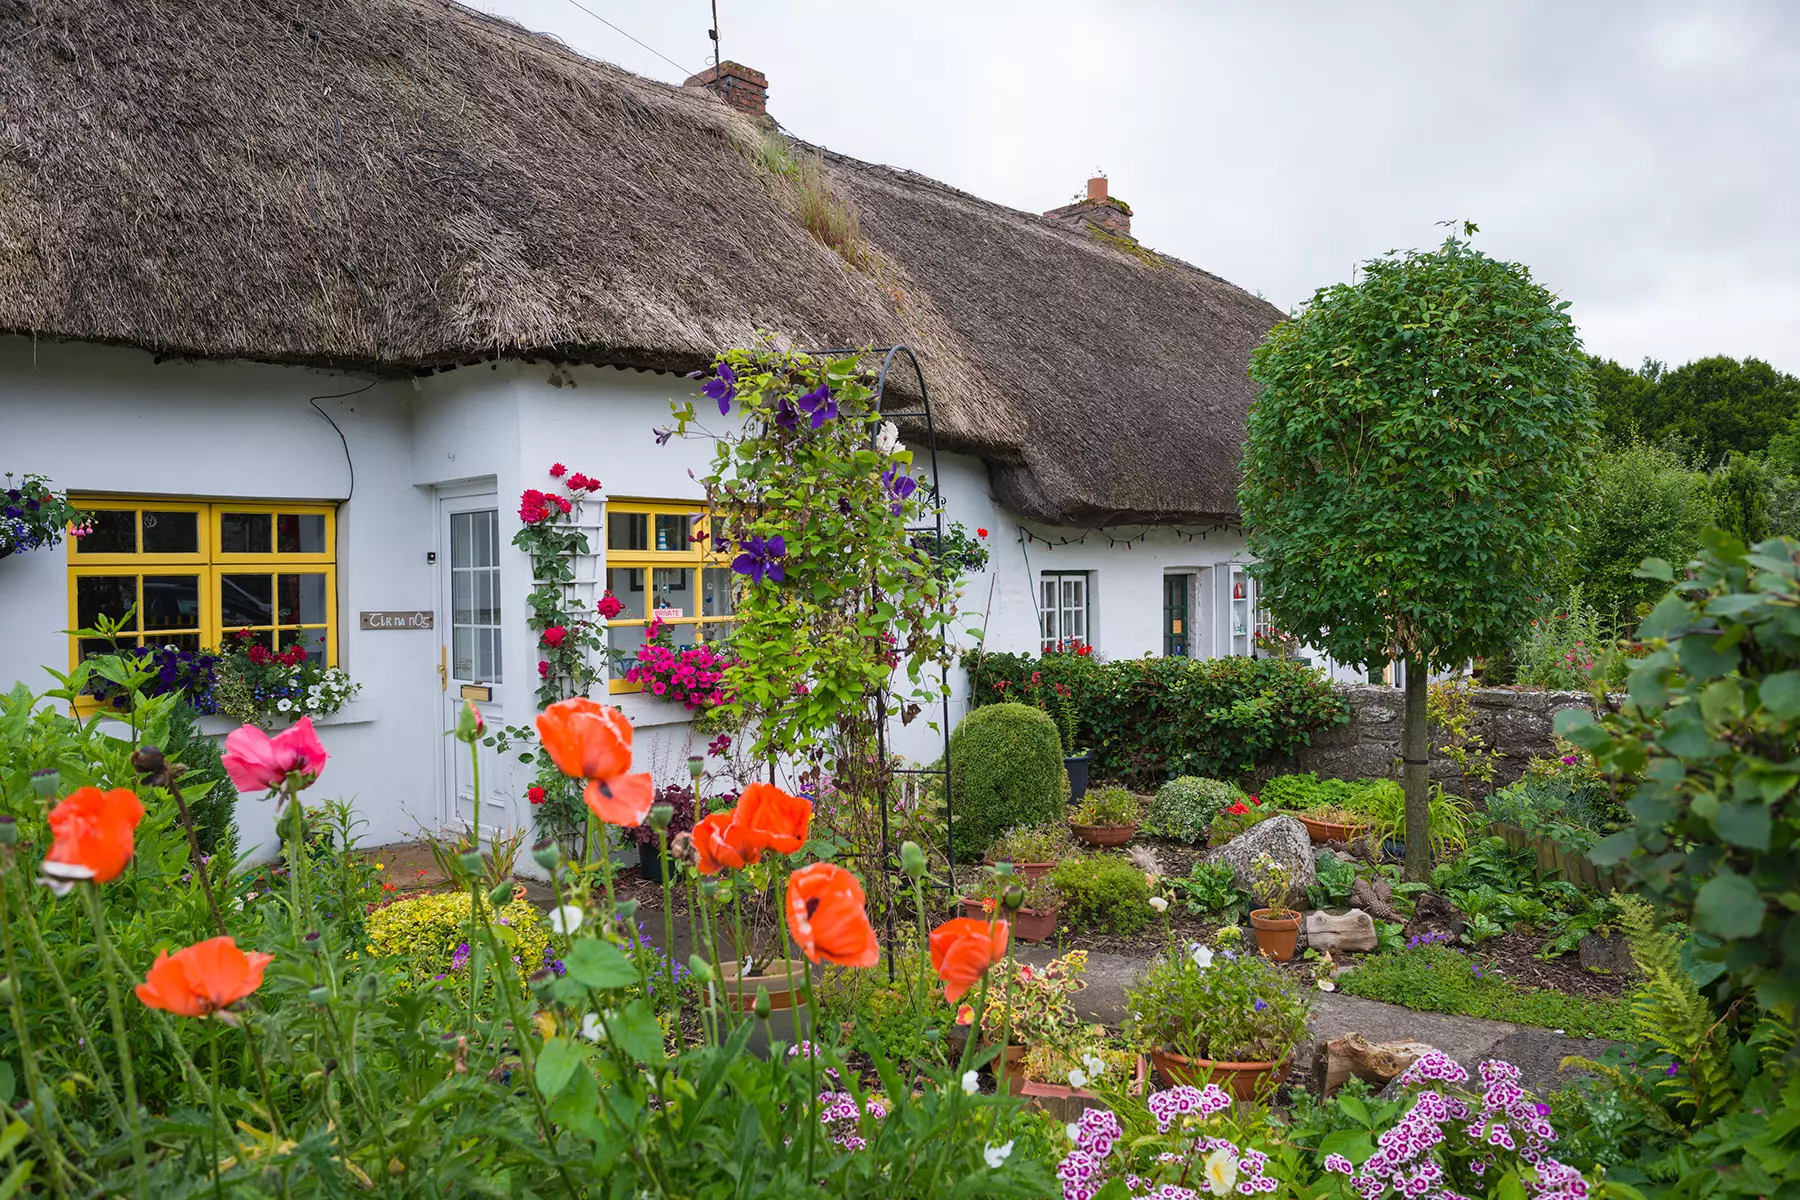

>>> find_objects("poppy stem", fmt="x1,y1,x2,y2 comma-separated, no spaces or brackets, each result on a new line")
141,750,229,939
657,826,676,1018
0,869,75,1199
77,882,149,1199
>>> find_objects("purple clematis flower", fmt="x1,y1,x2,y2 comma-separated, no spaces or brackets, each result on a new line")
653,426,674,445
701,364,737,416
797,383,837,429
732,534,787,585
773,393,800,431
881,466,919,515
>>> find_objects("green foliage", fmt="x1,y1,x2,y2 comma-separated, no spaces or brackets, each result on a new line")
1167,861,1248,922
1259,772,1364,812
1561,532,1800,1011
1561,440,1718,627
1352,779,1474,859
1588,354,1663,446
1071,785,1139,826
365,891,549,997
1337,945,1635,1039
1307,851,1358,910
1630,355,1800,464
984,821,1070,865
1711,453,1773,545
1206,797,1276,844
1240,230,1598,677
966,651,1348,788
1144,776,1243,843
947,702,1066,861
1052,854,1152,934
1510,585,1629,690
162,701,237,859
1125,929,1310,1061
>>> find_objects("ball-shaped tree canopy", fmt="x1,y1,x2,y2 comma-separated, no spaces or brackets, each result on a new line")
1240,231,1598,672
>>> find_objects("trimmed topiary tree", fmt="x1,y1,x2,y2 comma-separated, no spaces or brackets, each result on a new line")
1145,776,1244,844
948,702,1065,862
1241,226,1598,880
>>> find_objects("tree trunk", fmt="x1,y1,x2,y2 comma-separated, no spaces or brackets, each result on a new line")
1402,652,1431,882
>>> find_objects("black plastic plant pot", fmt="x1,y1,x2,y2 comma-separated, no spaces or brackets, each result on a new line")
637,839,668,885
1065,753,1092,805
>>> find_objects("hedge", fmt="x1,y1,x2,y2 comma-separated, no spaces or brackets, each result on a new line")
965,651,1349,789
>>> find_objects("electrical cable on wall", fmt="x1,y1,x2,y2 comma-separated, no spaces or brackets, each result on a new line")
307,379,377,501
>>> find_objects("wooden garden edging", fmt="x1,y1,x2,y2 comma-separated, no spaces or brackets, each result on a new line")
1485,822,1629,893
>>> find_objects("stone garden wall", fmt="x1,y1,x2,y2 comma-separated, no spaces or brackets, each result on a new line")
1277,685,1598,798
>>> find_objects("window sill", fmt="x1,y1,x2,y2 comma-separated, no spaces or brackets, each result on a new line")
610,692,697,729
191,699,380,736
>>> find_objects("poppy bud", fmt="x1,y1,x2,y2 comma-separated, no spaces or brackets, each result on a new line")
0,816,16,847
29,768,60,798
532,839,562,872
700,878,720,901
1002,884,1025,913
900,840,926,881
487,881,514,908
616,898,639,922
308,986,330,1005
686,755,705,780
648,803,674,832
0,976,12,1003
454,700,485,744
458,850,484,876
753,986,771,1020
686,954,714,983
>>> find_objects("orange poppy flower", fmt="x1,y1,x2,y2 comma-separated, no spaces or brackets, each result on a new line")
786,863,879,968
535,698,654,827
135,936,274,1017
692,811,760,874
729,782,812,855
929,916,1010,1002
41,787,145,891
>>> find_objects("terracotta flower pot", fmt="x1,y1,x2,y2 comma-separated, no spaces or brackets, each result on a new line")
1249,908,1302,961
718,957,807,1013
1297,814,1370,845
1150,1048,1292,1101
944,1033,1028,1094
984,858,1055,883
958,898,1059,943
1070,821,1136,848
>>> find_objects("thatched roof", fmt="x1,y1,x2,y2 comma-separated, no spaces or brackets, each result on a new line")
0,0,1283,523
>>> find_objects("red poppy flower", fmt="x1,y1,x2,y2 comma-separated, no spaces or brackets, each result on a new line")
42,787,145,890
535,698,653,827
135,937,273,1017
929,916,1010,1002
692,811,760,874
787,863,879,968
729,782,812,856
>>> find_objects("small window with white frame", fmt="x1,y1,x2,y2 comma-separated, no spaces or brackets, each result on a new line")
1040,571,1089,651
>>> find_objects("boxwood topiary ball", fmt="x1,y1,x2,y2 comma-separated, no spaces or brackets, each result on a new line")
948,702,1065,863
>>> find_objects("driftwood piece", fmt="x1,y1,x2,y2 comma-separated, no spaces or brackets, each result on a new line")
1314,1033,1437,1096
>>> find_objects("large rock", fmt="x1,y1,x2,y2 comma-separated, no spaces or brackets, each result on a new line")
1217,816,1314,910
1307,909,1378,953
1577,933,1637,977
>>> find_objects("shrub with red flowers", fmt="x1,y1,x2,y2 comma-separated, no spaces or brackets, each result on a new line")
511,464,610,708
623,618,733,711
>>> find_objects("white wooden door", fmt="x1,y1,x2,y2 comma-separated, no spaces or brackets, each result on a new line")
438,493,511,837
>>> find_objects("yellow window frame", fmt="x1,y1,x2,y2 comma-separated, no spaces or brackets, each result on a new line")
66,497,340,680
604,498,735,695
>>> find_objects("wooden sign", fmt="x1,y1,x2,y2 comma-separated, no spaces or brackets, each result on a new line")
360,610,434,630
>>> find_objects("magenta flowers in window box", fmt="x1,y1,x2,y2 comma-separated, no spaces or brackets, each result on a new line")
624,619,735,711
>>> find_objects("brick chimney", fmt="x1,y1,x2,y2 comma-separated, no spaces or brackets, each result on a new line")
683,61,768,116
1044,174,1132,239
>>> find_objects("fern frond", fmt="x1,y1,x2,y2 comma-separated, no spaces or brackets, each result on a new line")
1558,1055,1684,1137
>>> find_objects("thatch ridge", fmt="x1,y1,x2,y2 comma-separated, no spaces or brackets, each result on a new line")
0,0,1280,523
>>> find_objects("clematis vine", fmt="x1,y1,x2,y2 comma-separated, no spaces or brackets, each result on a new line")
797,382,837,429
732,534,788,585
701,363,737,415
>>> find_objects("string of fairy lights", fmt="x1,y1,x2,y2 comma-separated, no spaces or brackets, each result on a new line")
1014,521,1238,550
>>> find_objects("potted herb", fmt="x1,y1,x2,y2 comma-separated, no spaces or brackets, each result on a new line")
1294,803,1371,846
1246,852,1302,961
1069,786,1140,847
629,782,697,883
953,950,1089,1093
1126,927,1309,1099
985,822,1070,881
960,873,1062,944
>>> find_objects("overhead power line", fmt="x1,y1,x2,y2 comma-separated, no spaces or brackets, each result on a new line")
560,0,696,78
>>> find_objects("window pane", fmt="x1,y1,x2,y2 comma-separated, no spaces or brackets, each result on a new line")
231,629,275,652
608,622,649,668
701,567,734,617
472,510,497,568
278,628,327,665
606,568,648,618
696,620,735,650
78,510,136,554
452,570,473,625
489,625,502,683
142,575,200,631
156,633,203,654
651,567,690,613
220,512,272,554
608,512,648,552
474,569,498,626
654,513,690,552
77,575,137,629
140,510,198,554
452,626,474,679
277,574,328,625
221,573,274,627
276,514,326,554
79,637,137,659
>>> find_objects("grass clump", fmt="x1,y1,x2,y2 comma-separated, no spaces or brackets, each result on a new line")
1337,944,1634,1040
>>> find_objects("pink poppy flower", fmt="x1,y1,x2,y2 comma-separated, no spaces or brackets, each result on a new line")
222,718,329,794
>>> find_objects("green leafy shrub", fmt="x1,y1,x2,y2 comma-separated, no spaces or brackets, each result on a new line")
1052,854,1152,934
1562,532,1800,1011
966,652,1348,788
1260,771,1366,812
1307,851,1359,909
985,821,1070,865
947,702,1065,861
1512,586,1630,690
367,891,549,995
1353,779,1474,859
1071,785,1140,826
1144,776,1242,842
1167,861,1248,922
1125,928,1309,1061
1337,944,1634,1039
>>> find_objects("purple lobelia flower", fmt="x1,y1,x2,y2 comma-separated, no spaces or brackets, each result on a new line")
731,534,787,585
701,363,737,415
797,382,837,429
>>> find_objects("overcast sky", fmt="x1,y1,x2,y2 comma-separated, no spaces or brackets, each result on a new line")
475,0,1799,375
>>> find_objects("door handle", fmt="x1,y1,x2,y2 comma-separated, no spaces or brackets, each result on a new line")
438,645,448,691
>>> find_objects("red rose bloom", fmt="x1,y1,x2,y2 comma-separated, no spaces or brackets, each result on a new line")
527,786,546,805
549,463,566,477
596,591,625,619
542,625,568,648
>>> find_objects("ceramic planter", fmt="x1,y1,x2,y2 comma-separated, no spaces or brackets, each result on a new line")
1065,753,1092,804
1150,1048,1292,1101
984,858,1055,883
958,898,1059,943
1249,908,1302,961
718,958,807,1013
1297,813,1370,845
1019,1056,1150,1122
1070,821,1136,848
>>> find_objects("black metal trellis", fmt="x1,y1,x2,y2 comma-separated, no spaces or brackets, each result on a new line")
807,344,957,978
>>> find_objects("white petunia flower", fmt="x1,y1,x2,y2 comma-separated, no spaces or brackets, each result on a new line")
1204,1146,1238,1195
1083,1053,1106,1080
983,1141,1013,1169
1191,944,1214,971
548,905,584,935
1148,896,1169,913
580,1012,610,1043
961,1069,979,1095
1067,1067,1088,1090
276,698,293,712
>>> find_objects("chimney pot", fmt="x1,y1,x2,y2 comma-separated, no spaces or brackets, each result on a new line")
683,61,769,117
1087,176,1108,203
1043,176,1132,241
